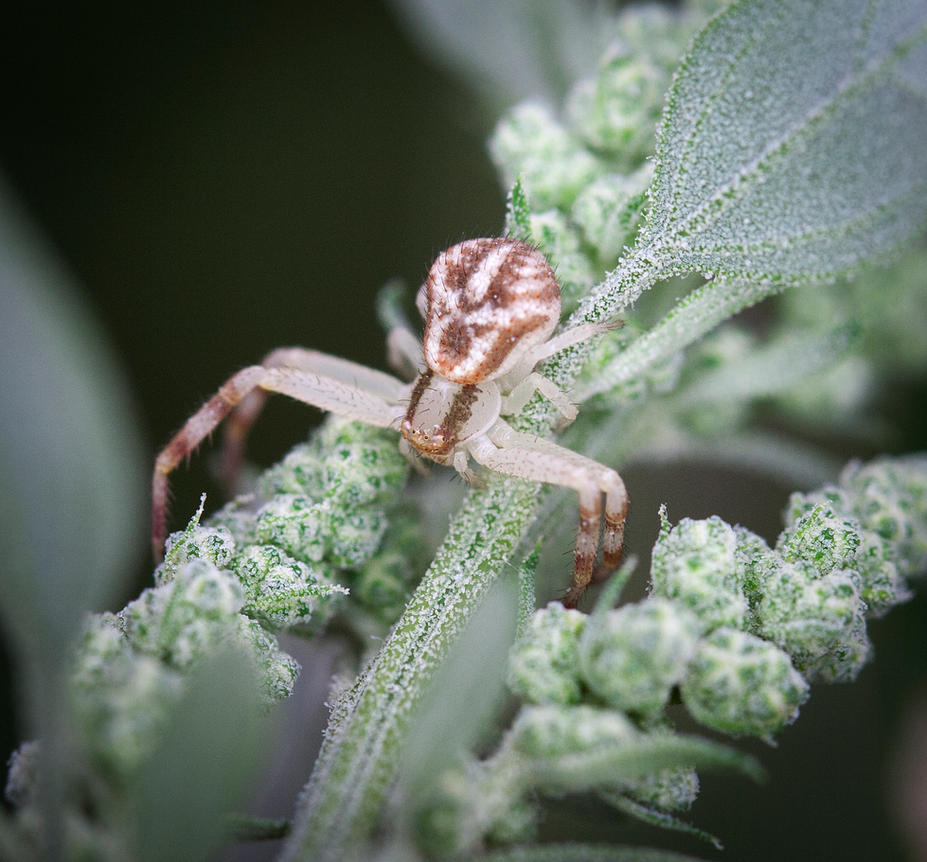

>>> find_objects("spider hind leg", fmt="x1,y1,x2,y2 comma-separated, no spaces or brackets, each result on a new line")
469,422,628,608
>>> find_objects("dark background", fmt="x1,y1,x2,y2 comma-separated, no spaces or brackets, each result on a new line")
1,3,925,860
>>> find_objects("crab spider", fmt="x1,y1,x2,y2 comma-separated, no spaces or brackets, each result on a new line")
152,237,627,608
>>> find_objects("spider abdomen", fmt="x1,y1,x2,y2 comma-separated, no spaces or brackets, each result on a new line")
420,237,561,384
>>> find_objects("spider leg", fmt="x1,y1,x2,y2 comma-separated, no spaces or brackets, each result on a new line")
501,372,578,427
468,421,627,608
153,361,405,560
452,448,485,487
527,319,622,365
386,326,424,381
497,320,620,424
221,347,407,489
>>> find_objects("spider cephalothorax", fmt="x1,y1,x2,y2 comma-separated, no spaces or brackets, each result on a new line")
152,237,627,607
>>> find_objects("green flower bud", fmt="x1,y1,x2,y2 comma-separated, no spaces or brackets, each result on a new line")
578,598,700,718
72,616,184,776
345,506,428,626
121,560,246,668
489,102,600,209
528,209,596,306
680,628,808,740
508,602,587,705
255,494,328,563
756,559,870,682
781,493,911,617
778,503,862,578
617,4,710,73
231,544,346,632
571,168,651,263
259,441,326,497
651,513,749,632
626,762,700,813
852,530,911,617
733,525,777,616
208,496,259,546
232,616,300,704
485,797,538,846
156,516,237,586
511,704,638,761
841,456,927,575
326,507,389,568
316,419,408,508
565,49,665,165
259,418,406,507
413,765,477,860
349,549,411,622
783,486,855,527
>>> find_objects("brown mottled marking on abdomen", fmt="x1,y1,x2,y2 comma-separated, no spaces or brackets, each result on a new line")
422,238,561,384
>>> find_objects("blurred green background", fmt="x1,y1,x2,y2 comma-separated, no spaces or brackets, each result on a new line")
0,3,924,861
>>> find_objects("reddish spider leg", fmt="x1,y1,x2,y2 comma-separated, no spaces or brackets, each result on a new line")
468,421,628,609
151,354,406,560
219,347,410,490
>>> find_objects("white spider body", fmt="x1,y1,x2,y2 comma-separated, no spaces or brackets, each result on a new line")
400,375,501,463
153,237,627,607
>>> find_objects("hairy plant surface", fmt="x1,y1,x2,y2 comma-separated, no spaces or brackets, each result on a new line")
2,1,926,861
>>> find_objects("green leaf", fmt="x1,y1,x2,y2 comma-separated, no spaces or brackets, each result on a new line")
644,0,927,284
283,478,540,862
0,179,145,661
525,733,765,789
599,792,723,850
132,649,268,862
390,0,609,106
675,323,858,407
397,577,517,807
0,177,145,856
505,177,534,243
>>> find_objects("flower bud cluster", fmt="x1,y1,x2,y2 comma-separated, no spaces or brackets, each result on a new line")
755,454,927,681
489,5,680,289
70,561,300,779
59,418,412,787
211,417,413,624
495,455,927,856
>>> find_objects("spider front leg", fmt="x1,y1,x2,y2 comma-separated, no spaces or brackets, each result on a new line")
468,421,628,608
220,347,407,490
152,360,406,560
501,373,578,428
386,325,424,380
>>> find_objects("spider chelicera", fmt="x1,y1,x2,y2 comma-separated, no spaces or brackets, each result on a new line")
152,237,627,607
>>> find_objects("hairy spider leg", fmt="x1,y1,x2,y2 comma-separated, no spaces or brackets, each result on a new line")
509,320,621,373
220,348,407,490
385,326,424,380
468,421,628,608
152,361,406,560
501,372,578,426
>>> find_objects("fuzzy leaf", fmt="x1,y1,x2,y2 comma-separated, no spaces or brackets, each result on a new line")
0,182,144,660
132,649,267,862
644,0,927,283
398,578,517,805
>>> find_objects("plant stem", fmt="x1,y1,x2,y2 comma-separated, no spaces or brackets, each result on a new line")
282,478,539,862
